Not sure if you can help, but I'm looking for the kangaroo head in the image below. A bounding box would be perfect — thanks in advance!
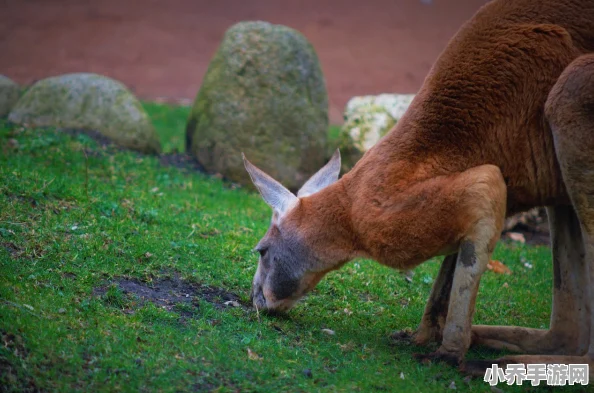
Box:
[243,150,343,312]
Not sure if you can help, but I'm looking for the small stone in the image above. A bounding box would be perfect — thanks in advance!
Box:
[58,308,66,314]
[448,381,457,390]
[303,369,313,378]
[224,300,240,307]
[321,328,335,336]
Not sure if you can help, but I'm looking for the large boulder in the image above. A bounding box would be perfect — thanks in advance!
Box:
[8,73,161,154]
[0,75,20,118]
[186,21,329,190]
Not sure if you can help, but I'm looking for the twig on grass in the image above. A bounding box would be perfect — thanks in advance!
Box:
[0,299,44,318]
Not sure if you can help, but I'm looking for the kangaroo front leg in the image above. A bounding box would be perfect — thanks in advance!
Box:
[416,239,490,366]
[394,253,456,346]
[414,165,506,366]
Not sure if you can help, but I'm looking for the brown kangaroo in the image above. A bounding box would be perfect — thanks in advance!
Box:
[243,0,594,375]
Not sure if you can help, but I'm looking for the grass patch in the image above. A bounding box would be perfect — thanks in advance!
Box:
[0,104,576,392]
[142,101,191,154]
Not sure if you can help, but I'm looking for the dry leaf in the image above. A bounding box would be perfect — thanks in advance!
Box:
[321,328,335,336]
[247,348,262,361]
[338,342,355,351]
[144,252,153,258]
[343,308,353,316]
[487,260,512,275]
[506,232,526,243]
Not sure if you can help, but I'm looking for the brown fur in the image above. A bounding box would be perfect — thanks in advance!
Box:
[245,0,594,376]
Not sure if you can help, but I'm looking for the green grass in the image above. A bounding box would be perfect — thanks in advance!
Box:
[142,102,191,154]
[0,104,579,392]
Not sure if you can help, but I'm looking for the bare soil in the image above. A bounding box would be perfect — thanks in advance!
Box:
[94,272,247,318]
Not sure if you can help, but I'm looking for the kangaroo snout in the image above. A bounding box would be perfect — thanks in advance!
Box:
[250,283,267,310]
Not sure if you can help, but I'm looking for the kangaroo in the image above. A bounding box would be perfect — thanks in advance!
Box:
[243,0,594,375]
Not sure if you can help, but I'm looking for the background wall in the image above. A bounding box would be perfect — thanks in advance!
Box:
[0,0,485,123]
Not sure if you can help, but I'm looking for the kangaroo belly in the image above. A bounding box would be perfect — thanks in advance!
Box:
[493,122,569,216]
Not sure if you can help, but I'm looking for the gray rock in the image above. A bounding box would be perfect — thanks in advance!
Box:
[186,21,329,190]
[0,75,21,118]
[9,73,160,154]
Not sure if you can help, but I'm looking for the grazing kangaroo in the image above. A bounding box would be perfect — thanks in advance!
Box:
[243,0,594,375]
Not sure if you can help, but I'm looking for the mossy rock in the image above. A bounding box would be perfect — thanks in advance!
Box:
[186,21,329,190]
[337,94,415,171]
[0,75,21,118]
[8,73,161,154]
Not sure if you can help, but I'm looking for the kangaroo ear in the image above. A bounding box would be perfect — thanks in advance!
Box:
[243,153,298,215]
[297,149,341,198]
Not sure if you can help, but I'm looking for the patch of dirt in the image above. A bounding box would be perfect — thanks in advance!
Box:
[1,331,28,359]
[60,127,209,174]
[0,358,38,393]
[0,331,39,392]
[190,371,241,393]
[0,242,21,258]
[62,128,116,148]
[3,194,41,209]
[94,273,247,317]
[159,153,205,173]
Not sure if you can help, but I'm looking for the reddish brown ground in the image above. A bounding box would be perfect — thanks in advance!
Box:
[0,0,485,123]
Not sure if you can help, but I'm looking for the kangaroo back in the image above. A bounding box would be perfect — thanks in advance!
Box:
[345,0,594,215]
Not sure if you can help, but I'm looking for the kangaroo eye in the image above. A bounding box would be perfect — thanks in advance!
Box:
[258,248,268,258]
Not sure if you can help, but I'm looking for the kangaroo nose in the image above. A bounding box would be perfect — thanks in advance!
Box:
[252,285,267,309]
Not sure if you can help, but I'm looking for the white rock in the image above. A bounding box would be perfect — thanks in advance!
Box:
[342,94,415,152]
